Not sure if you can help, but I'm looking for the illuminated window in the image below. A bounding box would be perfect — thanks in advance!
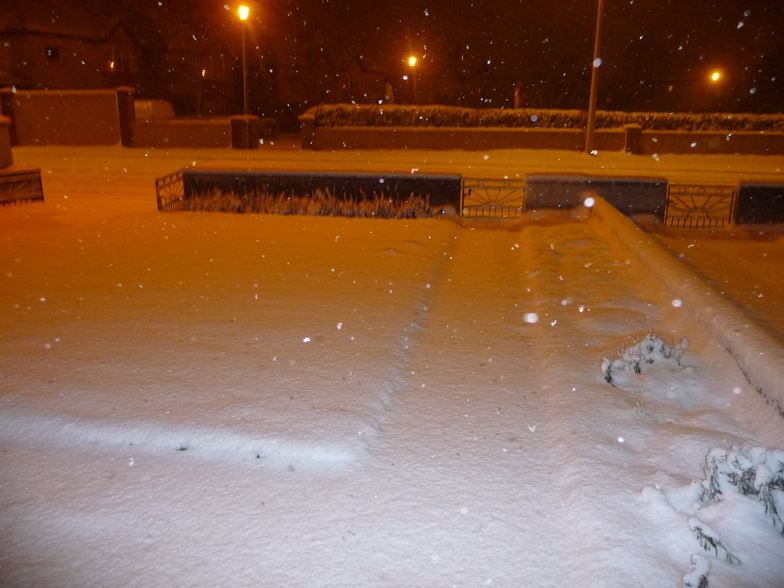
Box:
[202,53,226,81]
[104,49,135,73]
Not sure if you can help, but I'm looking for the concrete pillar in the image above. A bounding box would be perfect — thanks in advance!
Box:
[0,88,18,146]
[0,115,12,168]
[298,113,316,149]
[230,114,259,149]
[116,86,136,147]
[624,123,642,154]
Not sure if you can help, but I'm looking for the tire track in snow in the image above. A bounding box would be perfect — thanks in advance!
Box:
[0,217,463,469]
[355,220,464,445]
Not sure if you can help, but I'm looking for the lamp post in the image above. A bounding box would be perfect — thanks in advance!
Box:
[707,69,724,111]
[238,5,250,115]
[585,0,605,154]
[408,56,419,104]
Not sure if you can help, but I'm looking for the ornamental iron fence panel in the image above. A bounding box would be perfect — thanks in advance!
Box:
[155,170,184,211]
[0,169,44,206]
[665,184,736,228]
[461,178,526,218]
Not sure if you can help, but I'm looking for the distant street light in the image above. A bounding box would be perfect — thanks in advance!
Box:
[408,56,419,103]
[585,0,605,154]
[710,71,721,82]
[238,5,250,115]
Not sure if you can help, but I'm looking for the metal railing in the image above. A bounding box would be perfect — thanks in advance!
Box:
[665,184,736,229]
[0,169,44,206]
[461,178,526,218]
[153,168,771,230]
[155,170,184,211]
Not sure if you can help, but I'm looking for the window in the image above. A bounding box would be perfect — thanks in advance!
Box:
[44,46,61,62]
[343,74,359,92]
[104,48,135,73]
[202,52,227,81]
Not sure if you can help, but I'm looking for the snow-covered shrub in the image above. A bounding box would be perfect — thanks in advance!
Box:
[682,554,710,588]
[306,104,784,132]
[688,518,741,565]
[601,334,689,386]
[672,444,784,587]
[700,445,784,536]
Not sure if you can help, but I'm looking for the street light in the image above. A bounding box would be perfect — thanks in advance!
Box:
[408,56,419,103]
[238,5,250,115]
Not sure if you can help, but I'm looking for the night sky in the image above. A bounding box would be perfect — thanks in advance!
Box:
[298,0,784,111]
[24,0,784,112]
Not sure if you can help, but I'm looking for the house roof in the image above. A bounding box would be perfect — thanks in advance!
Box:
[0,0,214,53]
[0,0,119,40]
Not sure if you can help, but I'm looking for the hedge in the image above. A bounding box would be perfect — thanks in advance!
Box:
[305,104,784,132]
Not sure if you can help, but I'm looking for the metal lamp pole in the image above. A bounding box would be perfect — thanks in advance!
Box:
[585,0,605,154]
[408,56,419,104]
[238,5,250,115]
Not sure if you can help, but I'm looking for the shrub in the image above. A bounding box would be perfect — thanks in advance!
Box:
[305,104,784,132]
[177,188,435,219]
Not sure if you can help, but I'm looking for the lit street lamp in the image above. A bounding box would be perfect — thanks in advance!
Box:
[408,56,419,104]
[238,5,250,115]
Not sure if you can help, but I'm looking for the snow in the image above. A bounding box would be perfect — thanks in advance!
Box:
[1,144,784,587]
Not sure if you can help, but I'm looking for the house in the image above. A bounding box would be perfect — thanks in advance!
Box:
[336,55,388,104]
[0,0,255,118]
[0,0,146,91]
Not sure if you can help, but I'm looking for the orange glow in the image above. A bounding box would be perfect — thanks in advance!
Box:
[408,56,417,67]
[238,5,249,20]
[710,71,721,82]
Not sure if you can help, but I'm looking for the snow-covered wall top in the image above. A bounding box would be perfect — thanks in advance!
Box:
[589,195,784,416]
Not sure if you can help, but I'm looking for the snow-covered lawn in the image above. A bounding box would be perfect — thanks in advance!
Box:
[1,145,783,587]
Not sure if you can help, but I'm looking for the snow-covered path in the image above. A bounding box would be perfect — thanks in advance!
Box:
[1,146,784,587]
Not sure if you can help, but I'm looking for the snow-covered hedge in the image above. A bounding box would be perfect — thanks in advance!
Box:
[305,104,784,132]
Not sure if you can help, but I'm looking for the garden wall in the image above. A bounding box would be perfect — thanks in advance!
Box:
[300,119,625,151]
[526,175,667,219]
[0,87,135,146]
[132,116,277,149]
[299,113,784,155]
[133,119,233,149]
[736,184,784,224]
[637,131,784,155]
